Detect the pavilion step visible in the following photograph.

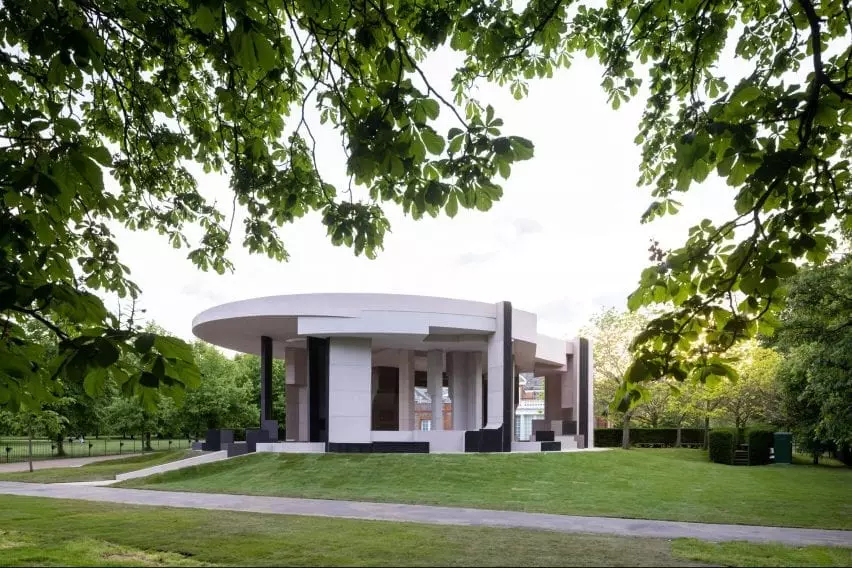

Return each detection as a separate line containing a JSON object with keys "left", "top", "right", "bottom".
{"left": 733, "top": 449, "right": 749, "bottom": 466}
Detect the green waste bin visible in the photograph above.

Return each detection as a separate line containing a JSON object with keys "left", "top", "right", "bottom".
{"left": 774, "top": 432, "right": 793, "bottom": 464}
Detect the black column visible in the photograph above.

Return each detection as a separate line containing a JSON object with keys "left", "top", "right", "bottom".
{"left": 578, "top": 337, "right": 590, "bottom": 449}
{"left": 307, "top": 336, "right": 330, "bottom": 443}
{"left": 260, "top": 336, "right": 273, "bottom": 424}
{"left": 501, "top": 301, "right": 513, "bottom": 452}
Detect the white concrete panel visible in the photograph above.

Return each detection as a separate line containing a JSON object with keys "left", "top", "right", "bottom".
{"left": 449, "top": 352, "right": 468, "bottom": 431}
{"left": 297, "top": 383, "right": 308, "bottom": 441}
{"left": 412, "top": 430, "right": 466, "bottom": 452}
{"left": 285, "top": 384, "right": 301, "bottom": 441}
{"left": 371, "top": 430, "right": 415, "bottom": 442}
{"left": 285, "top": 348, "right": 307, "bottom": 385}
{"left": 328, "top": 391, "right": 373, "bottom": 418}
{"left": 511, "top": 441, "right": 542, "bottom": 452}
{"left": 511, "top": 307, "right": 538, "bottom": 343}
{"left": 586, "top": 338, "right": 595, "bottom": 448}
{"left": 427, "top": 350, "right": 444, "bottom": 431}
{"left": 467, "top": 352, "right": 482, "bottom": 430}
{"left": 328, "top": 337, "right": 371, "bottom": 443}
{"left": 327, "top": 416, "right": 371, "bottom": 443}
{"left": 256, "top": 442, "right": 326, "bottom": 453}
{"left": 298, "top": 312, "right": 496, "bottom": 337}
{"left": 536, "top": 334, "right": 569, "bottom": 366}
{"left": 486, "top": 302, "right": 506, "bottom": 427}
{"left": 328, "top": 337, "right": 373, "bottom": 366}
{"left": 398, "top": 350, "right": 415, "bottom": 431}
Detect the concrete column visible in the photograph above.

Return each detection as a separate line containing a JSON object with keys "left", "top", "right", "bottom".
{"left": 327, "top": 337, "right": 372, "bottom": 443}
{"left": 450, "top": 352, "right": 468, "bottom": 431}
{"left": 467, "top": 352, "right": 483, "bottom": 430}
{"left": 398, "top": 350, "right": 415, "bottom": 431}
{"left": 486, "top": 309, "right": 506, "bottom": 427}
{"left": 545, "top": 373, "right": 562, "bottom": 424}
{"left": 260, "top": 336, "right": 273, "bottom": 423}
{"left": 486, "top": 301, "right": 513, "bottom": 451}
{"left": 285, "top": 348, "right": 307, "bottom": 441}
{"left": 427, "top": 350, "right": 444, "bottom": 431}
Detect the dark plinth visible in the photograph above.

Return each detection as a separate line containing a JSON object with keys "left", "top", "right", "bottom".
{"left": 326, "top": 442, "right": 430, "bottom": 453}
{"left": 540, "top": 441, "right": 562, "bottom": 452}
{"left": 202, "top": 429, "right": 234, "bottom": 452}
{"left": 535, "top": 430, "right": 555, "bottom": 442}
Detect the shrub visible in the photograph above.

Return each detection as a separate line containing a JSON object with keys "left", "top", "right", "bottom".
{"left": 708, "top": 430, "right": 734, "bottom": 464}
{"left": 593, "top": 428, "right": 705, "bottom": 448}
{"left": 594, "top": 429, "right": 622, "bottom": 447}
{"left": 747, "top": 429, "right": 774, "bottom": 465}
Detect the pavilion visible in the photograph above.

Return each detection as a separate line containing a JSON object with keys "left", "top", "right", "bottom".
{"left": 192, "top": 293, "right": 594, "bottom": 453}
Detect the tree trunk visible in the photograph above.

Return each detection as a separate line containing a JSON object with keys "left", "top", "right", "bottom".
{"left": 676, "top": 425, "right": 682, "bottom": 448}
{"left": 621, "top": 414, "right": 631, "bottom": 449}
{"left": 144, "top": 431, "right": 152, "bottom": 451}
{"left": 813, "top": 450, "right": 819, "bottom": 465}
{"left": 703, "top": 415, "right": 710, "bottom": 450}
{"left": 27, "top": 423, "right": 33, "bottom": 473}
{"left": 55, "top": 433, "right": 65, "bottom": 457}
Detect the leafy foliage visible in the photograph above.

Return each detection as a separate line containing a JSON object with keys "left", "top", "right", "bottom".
{"left": 0, "top": 0, "right": 537, "bottom": 411}
{"left": 708, "top": 429, "right": 734, "bottom": 464}
{"left": 2, "top": 0, "right": 848, "bottom": 413}
{"left": 773, "top": 256, "right": 852, "bottom": 451}
{"left": 591, "top": 0, "right": 852, "bottom": 405}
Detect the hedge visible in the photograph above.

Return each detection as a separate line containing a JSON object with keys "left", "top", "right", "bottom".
{"left": 594, "top": 428, "right": 705, "bottom": 448}
{"left": 748, "top": 429, "right": 774, "bottom": 465}
{"left": 708, "top": 430, "right": 735, "bottom": 464}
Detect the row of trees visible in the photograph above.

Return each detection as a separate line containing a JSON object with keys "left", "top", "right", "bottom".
{"left": 588, "top": 254, "right": 852, "bottom": 462}
{"left": 0, "top": 326, "right": 283, "bottom": 455}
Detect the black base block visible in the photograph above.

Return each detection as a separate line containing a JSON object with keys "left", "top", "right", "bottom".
{"left": 327, "top": 442, "right": 430, "bottom": 453}
{"left": 535, "top": 430, "right": 555, "bottom": 442}
{"left": 371, "top": 441, "right": 429, "bottom": 453}
{"left": 541, "top": 441, "right": 562, "bottom": 452}
{"left": 203, "top": 429, "right": 234, "bottom": 452}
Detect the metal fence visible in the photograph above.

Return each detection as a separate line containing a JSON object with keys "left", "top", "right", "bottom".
{"left": 0, "top": 436, "right": 195, "bottom": 463}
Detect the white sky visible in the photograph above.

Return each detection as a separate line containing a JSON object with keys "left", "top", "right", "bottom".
{"left": 113, "top": 51, "right": 736, "bottom": 345}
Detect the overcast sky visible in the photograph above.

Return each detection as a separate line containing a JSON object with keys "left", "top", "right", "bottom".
{"left": 113, "top": 50, "right": 736, "bottom": 347}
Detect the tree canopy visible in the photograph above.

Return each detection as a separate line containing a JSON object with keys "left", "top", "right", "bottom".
{"left": 1, "top": 0, "right": 849, "bottom": 411}
{"left": 773, "top": 255, "right": 852, "bottom": 452}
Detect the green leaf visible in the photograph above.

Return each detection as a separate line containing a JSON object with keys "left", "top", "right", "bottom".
{"left": 509, "top": 136, "right": 534, "bottom": 160}
{"left": 192, "top": 5, "right": 217, "bottom": 33}
{"left": 421, "top": 99, "right": 440, "bottom": 120}
{"left": 420, "top": 129, "right": 445, "bottom": 155}
{"left": 83, "top": 367, "right": 108, "bottom": 398}
{"left": 446, "top": 192, "right": 458, "bottom": 218}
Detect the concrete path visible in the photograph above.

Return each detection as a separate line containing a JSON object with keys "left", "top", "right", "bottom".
{"left": 0, "top": 454, "right": 144, "bottom": 473}
{"left": 0, "top": 482, "right": 849, "bottom": 547}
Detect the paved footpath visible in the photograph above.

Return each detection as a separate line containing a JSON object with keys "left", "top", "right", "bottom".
{"left": 0, "top": 454, "right": 144, "bottom": 473}
{"left": 0, "top": 482, "right": 849, "bottom": 547}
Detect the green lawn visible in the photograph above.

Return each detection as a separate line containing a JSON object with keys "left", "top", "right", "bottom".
{"left": 122, "top": 449, "right": 852, "bottom": 529}
{"left": 0, "top": 450, "right": 194, "bottom": 483}
{"left": 1, "top": 495, "right": 850, "bottom": 567}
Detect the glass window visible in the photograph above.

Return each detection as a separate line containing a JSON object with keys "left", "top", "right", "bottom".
{"left": 420, "top": 419, "right": 432, "bottom": 431}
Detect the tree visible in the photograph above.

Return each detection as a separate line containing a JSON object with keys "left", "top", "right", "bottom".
{"left": 583, "top": 308, "right": 649, "bottom": 448}
{"left": 631, "top": 380, "right": 670, "bottom": 429}
{"left": 233, "top": 353, "right": 286, "bottom": 425}
{"left": 773, "top": 256, "right": 852, "bottom": 463}
{"left": 0, "top": 0, "right": 534, "bottom": 413}
{"left": 589, "top": 0, "right": 852, "bottom": 407}
{"left": 715, "top": 342, "right": 781, "bottom": 437}
{"left": 3, "top": 0, "right": 848, "bottom": 415}
{"left": 662, "top": 379, "right": 702, "bottom": 447}
{"left": 177, "top": 342, "right": 257, "bottom": 438}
